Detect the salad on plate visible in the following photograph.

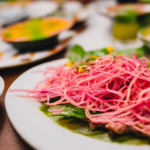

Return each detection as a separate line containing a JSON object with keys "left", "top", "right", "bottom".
{"left": 11, "top": 45, "right": 150, "bottom": 145}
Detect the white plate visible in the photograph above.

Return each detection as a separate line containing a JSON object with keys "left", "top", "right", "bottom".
{"left": 0, "top": 30, "right": 75, "bottom": 69}
{"left": 26, "top": 1, "right": 58, "bottom": 18}
{"left": 0, "top": 41, "right": 67, "bottom": 69}
{"left": 0, "top": 5, "right": 26, "bottom": 25}
{"left": 5, "top": 58, "right": 150, "bottom": 150}
{"left": 0, "top": 76, "right": 4, "bottom": 96}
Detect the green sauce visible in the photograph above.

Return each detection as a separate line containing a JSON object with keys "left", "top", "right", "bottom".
{"left": 113, "top": 11, "right": 139, "bottom": 40}
{"left": 113, "top": 21, "right": 139, "bottom": 40}
{"left": 39, "top": 104, "right": 150, "bottom": 145}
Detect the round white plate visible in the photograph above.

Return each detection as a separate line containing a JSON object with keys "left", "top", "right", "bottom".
{"left": 0, "top": 40, "right": 67, "bottom": 69}
{"left": 0, "top": 76, "right": 4, "bottom": 96}
{"left": 5, "top": 58, "right": 150, "bottom": 150}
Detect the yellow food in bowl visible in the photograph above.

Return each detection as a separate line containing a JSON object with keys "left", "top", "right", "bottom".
{"left": 1, "top": 17, "right": 73, "bottom": 42}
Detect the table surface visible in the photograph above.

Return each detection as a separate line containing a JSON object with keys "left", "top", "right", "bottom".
{"left": 0, "top": 23, "right": 86, "bottom": 150}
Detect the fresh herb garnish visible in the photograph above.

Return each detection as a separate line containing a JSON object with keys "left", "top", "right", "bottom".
{"left": 40, "top": 103, "right": 86, "bottom": 119}
{"left": 67, "top": 45, "right": 149, "bottom": 63}
{"left": 66, "top": 45, "right": 109, "bottom": 63}
{"left": 116, "top": 45, "right": 149, "bottom": 58}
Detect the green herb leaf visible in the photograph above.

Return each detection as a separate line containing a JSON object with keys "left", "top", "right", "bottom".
{"left": 116, "top": 45, "right": 149, "bottom": 58}
{"left": 40, "top": 103, "right": 86, "bottom": 119}
{"left": 89, "top": 48, "right": 109, "bottom": 56}
{"left": 67, "top": 45, "right": 149, "bottom": 64}
{"left": 66, "top": 45, "right": 109, "bottom": 63}
{"left": 66, "top": 45, "right": 86, "bottom": 63}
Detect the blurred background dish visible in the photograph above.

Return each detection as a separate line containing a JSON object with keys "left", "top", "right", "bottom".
{"left": 0, "top": 1, "right": 91, "bottom": 27}
{"left": 97, "top": 0, "right": 117, "bottom": 18}
{"left": 63, "top": 1, "right": 82, "bottom": 20}
{"left": 0, "top": 29, "right": 76, "bottom": 69}
{"left": 1, "top": 17, "right": 73, "bottom": 51}
{"left": 64, "top": 2, "right": 92, "bottom": 25}
{"left": 0, "top": 0, "right": 92, "bottom": 69}
{"left": 96, "top": 0, "right": 150, "bottom": 54}
{"left": 52, "top": 1, "right": 91, "bottom": 25}
{"left": 26, "top": 1, "right": 58, "bottom": 18}
{"left": 138, "top": 25, "right": 150, "bottom": 48}
{"left": 112, "top": 10, "right": 139, "bottom": 40}
{"left": 63, "top": 1, "right": 82, "bottom": 13}
{"left": 1, "top": 0, "right": 150, "bottom": 69}
{"left": 98, "top": 2, "right": 150, "bottom": 18}
{"left": 0, "top": 76, "right": 5, "bottom": 96}
{"left": 0, "top": 32, "right": 74, "bottom": 69}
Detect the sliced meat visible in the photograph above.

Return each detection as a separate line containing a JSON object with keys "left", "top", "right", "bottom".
{"left": 130, "top": 124, "right": 150, "bottom": 138}
{"left": 105, "top": 123, "right": 130, "bottom": 134}
{"left": 89, "top": 121, "right": 150, "bottom": 138}
{"left": 89, "top": 122, "right": 105, "bottom": 130}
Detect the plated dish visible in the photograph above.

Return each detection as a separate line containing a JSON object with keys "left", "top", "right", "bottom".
{"left": 6, "top": 45, "right": 150, "bottom": 150}
{"left": 99, "top": 3, "right": 150, "bottom": 18}
{"left": 1, "top": 17, "right": 72, "bottom": 42}
{"left": 1, "top": 17, "right": 73, "bottom": 50}
{"left": 0, "top": 76, "right": 4, "bottom": 96}
{"left": 0, "top": 1, "right": 91, "bottom": 27}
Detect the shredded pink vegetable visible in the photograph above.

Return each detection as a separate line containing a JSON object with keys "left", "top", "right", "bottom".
{"left": 11, "top": 54, "right": 150, "bottom": 136}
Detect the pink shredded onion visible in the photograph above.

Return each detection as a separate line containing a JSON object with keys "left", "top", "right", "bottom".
{"left": 11, "top": 54, "right": 150, "bottom": 136}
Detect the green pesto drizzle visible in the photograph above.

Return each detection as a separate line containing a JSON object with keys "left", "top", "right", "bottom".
{"left": 39, "top": 104, "right": 150, "bottom": 145}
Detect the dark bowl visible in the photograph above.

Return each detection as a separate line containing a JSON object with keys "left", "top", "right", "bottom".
{"left": 1, "top": 17, "right": 73, "bottom": 52}
{"left": 8, "top": 35, "right": 59, "bottom": 52}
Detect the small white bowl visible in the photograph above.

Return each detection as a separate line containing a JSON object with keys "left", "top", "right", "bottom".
{"left": 0, "top": 76, "right": 5, "bottom": 96}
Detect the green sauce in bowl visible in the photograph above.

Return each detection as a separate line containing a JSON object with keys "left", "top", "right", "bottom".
{"left": 113, "top": 11, "right": 139, "bottom": 40}
{"left": 113, "top": 21, "right": 139, "bottom": 40}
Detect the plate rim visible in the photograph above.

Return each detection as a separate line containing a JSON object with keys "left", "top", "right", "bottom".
{"left": 0, "top": 76, "right": 5, "bottom": 96}
{"left": 0, "top": 41, "right": 68, "bottom": 69}
{"left": 5, "top": 58, "right": 68, "bottom": 150}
